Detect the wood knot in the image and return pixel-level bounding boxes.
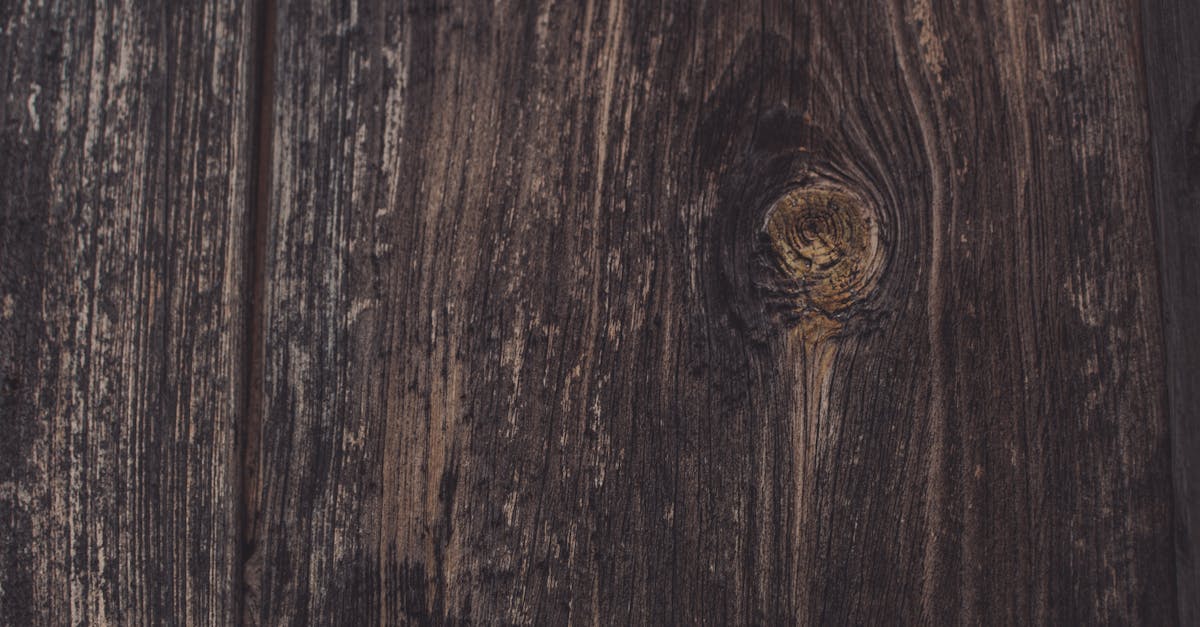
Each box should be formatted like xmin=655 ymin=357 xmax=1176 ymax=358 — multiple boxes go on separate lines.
xmin=753 ymin=188 xmax=884 ymax=331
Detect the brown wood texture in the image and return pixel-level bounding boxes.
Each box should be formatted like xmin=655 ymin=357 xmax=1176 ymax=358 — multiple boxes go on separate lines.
xmin=1143 ymin=0 xmax=1200 ymax=623
xmin=1 ymin=0 xmax=1193 ymax=625
xmin=0 ymin=1 xmax=254 ymax=624
xmin=248 ymin=0 xmax=1177 ymax=624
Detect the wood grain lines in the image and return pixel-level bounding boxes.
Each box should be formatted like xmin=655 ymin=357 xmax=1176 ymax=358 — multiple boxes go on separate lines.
xmin=1143 ymin=0 xmax=1200 ymax=622
xmin=247 ymin=0 xmax=1177 ymax=624
xmin=0 ymin=0 xmax=1192 ymax=624
xmin=0 ymin=1 xmax=254 ymax=624
xmin=754 ymin=187 xmax=885 ymax=329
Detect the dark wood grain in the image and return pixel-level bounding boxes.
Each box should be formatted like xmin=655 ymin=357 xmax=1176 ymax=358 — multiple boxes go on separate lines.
xmin=0 ymin=2 xmax=253 ymax=624
xmin=249 ymin=0 xmax=1176 ymax=624
xmin=1143 ymin=0 xmax=1200 ymax=622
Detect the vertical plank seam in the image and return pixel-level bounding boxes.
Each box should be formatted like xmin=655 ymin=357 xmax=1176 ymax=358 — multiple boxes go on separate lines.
xmin=238 ymin=0 xmax=276 ymax=623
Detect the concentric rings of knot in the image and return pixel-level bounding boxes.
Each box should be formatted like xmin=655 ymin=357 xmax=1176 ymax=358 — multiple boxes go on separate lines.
xmin=755 ymin=188 xmax=883 ymax=324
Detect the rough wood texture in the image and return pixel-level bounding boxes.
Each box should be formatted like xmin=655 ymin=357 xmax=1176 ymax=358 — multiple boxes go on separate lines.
xmin=0 ymin=1 xmax=253 ymax=624
xmin=250 ymin=0 xmax=1176 ymax=624
xmin=1144 ymin=0 xmax=1200 ymax=622
xmin=1 ymin=0 xmax=1187 ymax=624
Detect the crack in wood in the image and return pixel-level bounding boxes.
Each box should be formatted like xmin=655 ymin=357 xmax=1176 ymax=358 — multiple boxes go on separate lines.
xmin=238 ymin=0 xmax=277 ymax=623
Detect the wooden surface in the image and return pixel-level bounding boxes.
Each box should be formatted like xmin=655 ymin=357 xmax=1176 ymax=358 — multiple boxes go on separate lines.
xmin=1143 ymin=0 xmax=1200 ymax=623
xmin=0 ymin=1 xmax=254 ymax=624
xmin=249 ymin=0 xmax=1176 ymax=623
xmin=1 ymin=0 xmax=1193 ymax=625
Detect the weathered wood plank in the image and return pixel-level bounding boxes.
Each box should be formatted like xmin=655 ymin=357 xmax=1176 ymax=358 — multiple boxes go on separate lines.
xmin=1143 ymin=0 xmax=1200 ymax=621
xmin=0 ymin=1 xmax=254 ymax=623
xmin=252 ymin=0 xmax=1174 ymax=623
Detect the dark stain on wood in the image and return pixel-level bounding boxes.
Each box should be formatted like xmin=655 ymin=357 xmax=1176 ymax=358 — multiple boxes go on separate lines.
xmin=1143 ymin=0 xmax=1200 ymax=622
xmin=1 ymin=0 xmax=1195 ymax=624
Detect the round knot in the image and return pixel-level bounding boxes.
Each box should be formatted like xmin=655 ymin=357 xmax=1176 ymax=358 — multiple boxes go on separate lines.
xmin=755 ymin=188 xmax=883 ymax=325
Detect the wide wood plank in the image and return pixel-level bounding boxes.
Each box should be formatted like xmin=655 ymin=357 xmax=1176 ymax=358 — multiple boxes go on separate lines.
xmin=0 ymin=2 xmax=254 ymax=623
xmin=249 ymin=0 xmax=1174 ymax=623
xmin=1143 ymin=0 xmax=1200 ymax=621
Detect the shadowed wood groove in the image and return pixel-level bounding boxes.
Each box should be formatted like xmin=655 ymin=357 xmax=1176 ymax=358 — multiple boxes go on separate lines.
xmin=238 ymin=0 xmax=277 ymax=623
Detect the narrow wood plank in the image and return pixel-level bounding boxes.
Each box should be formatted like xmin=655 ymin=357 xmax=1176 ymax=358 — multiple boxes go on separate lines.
xmin=253 ymin=0 xmax=1175 ymax=623
xmin=0 ymin=2 xmax=254 ymax=623
xmin=1143 ymin=0 xmax=1200 ymax=621
xmin=882 ymin=1 xmax=1173 ymax=621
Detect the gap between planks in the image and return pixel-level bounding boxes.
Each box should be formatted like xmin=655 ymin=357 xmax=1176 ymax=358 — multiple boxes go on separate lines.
xmin=238 ymin=0 xmax=277 ymax=623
